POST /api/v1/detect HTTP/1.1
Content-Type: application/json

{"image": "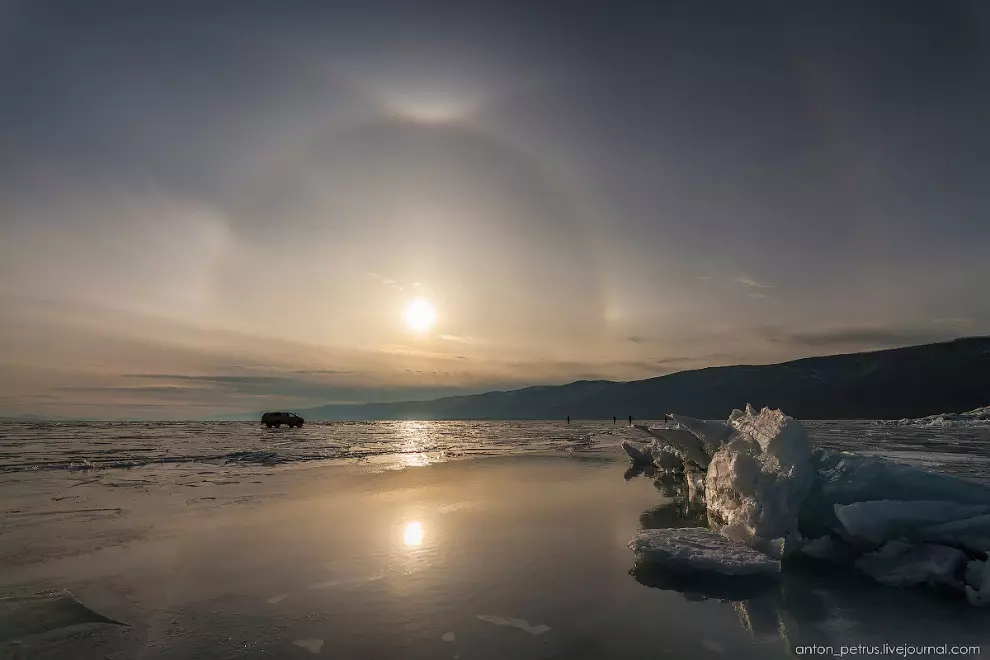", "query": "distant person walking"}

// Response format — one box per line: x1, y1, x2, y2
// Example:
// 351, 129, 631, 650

628, 415, 633, 425
566, 415, 570, 424
613, 416, 617, 425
